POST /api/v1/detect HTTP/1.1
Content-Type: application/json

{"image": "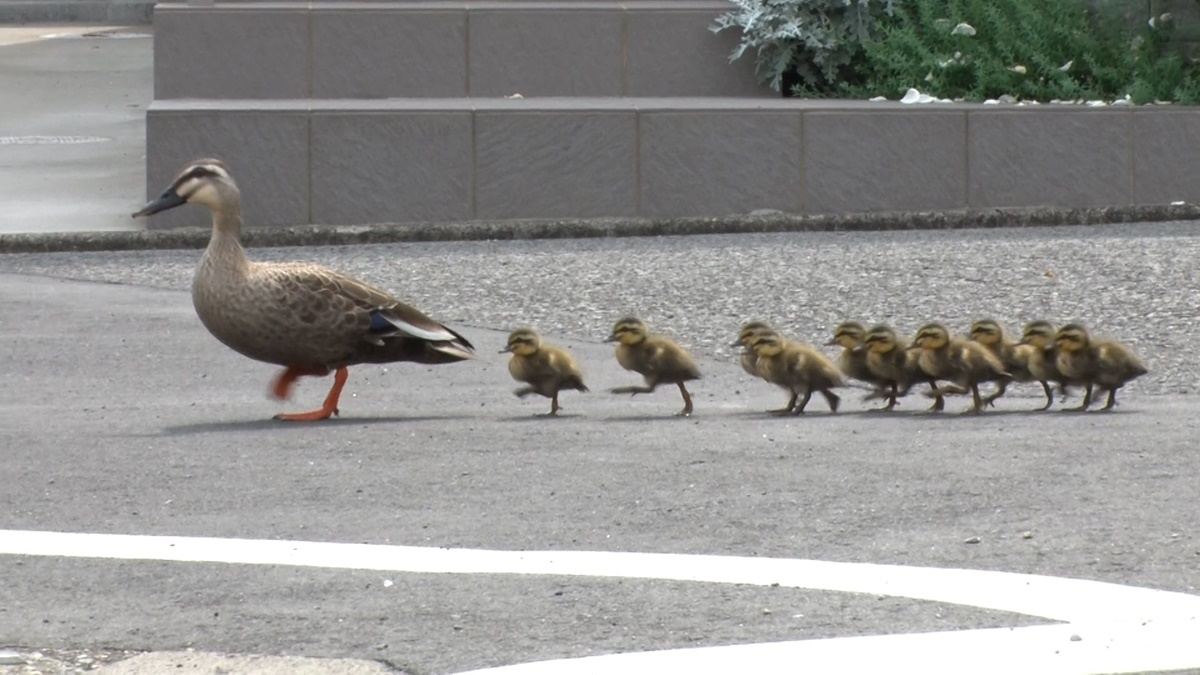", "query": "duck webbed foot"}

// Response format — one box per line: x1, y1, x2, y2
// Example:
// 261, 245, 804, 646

274, 366, 348, 422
